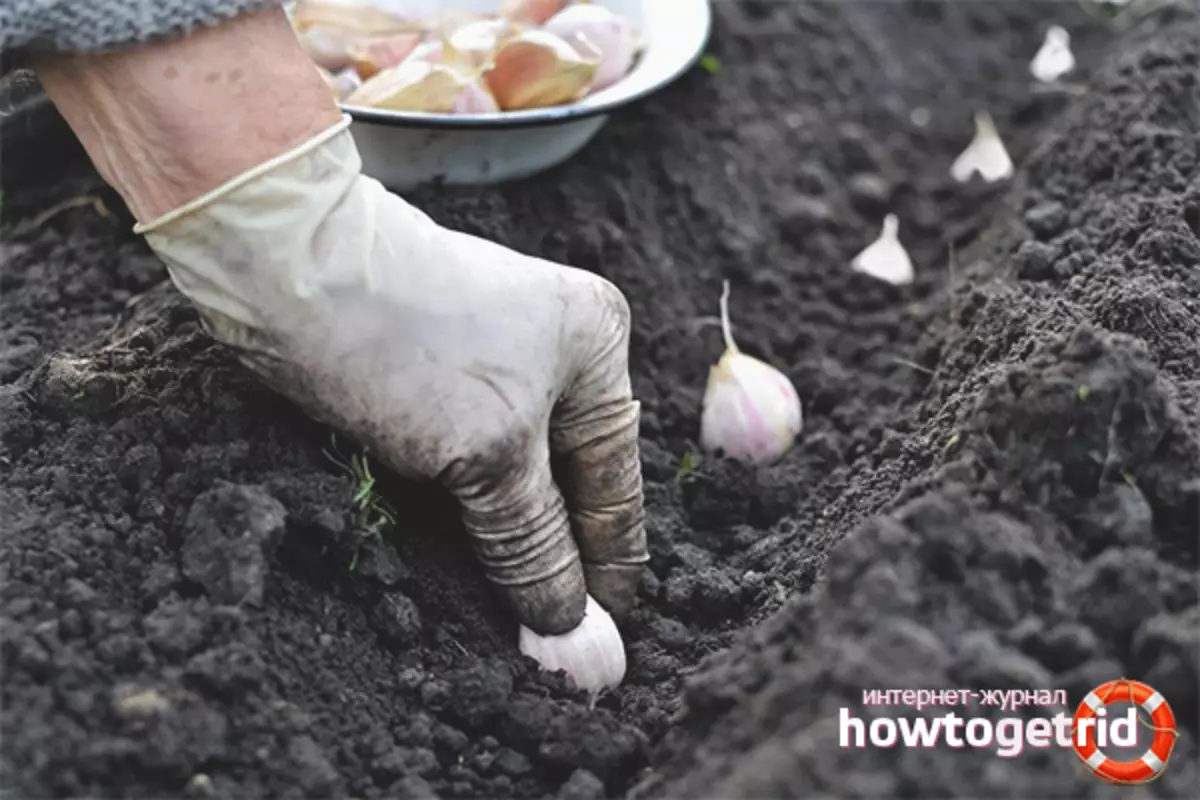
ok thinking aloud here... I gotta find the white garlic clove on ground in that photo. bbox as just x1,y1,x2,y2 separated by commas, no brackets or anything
851,214,914,286
950,110,1014,184
1031,25,1075,83
518,595,626,694
699,282,803,465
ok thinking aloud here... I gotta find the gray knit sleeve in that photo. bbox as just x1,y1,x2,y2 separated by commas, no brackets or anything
0,0,283,54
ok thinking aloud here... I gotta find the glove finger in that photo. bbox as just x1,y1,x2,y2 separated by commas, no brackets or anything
551,290,648,617
445,433,588,636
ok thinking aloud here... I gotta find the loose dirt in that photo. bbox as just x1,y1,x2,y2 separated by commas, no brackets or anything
2,2,1197,798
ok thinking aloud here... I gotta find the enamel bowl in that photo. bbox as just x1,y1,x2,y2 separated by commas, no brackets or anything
339,0,712,189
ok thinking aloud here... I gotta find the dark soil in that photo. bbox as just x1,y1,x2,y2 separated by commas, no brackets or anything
3,1,1199,798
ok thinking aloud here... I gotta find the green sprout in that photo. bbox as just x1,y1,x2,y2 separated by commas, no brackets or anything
1122,469,1137,487
699,54,722,75
1077,384,1092,402
323,436,398,570
676,450,700,484
348,450,396,528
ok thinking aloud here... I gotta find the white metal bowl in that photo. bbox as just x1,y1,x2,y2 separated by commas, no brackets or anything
338,0,712,189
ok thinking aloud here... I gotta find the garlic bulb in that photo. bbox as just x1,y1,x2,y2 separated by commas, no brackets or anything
518,595,626,695
1030,25,1074,83
851,214,914,286
543,4,637,92
699,281,803,465
485,29,599,111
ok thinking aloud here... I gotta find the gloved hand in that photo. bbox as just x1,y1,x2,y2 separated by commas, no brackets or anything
133,115,648,634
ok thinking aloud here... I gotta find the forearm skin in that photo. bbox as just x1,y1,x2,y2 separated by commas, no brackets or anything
31,6,342,222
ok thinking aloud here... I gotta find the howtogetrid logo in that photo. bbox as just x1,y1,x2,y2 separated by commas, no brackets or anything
1073,678,1179,785
842,677,1180,787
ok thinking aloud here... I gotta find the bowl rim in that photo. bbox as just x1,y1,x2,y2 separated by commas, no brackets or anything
338,0,713,130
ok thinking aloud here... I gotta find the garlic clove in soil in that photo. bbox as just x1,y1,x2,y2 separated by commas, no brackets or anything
699,281,803,465
485,29,600,110
1030,25,1075,83
518,595,626,695
950,110,1014,184
851,214,914,286
543,3,638,92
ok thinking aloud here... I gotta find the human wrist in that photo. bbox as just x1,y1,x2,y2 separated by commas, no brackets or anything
33,6,343,222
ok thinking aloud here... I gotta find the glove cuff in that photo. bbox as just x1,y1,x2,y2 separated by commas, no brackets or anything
133,113,354,236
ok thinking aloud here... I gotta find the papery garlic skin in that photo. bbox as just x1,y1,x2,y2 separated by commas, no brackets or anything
445,18,515,69
346,60,484,113
320,65,365,99
518,595,626,694
347,31,424,79
543,4,637,92
699,282,803,465
291,0,422,71
851,214,914,286
486,29,599,110
950,111,1014,183
455,79,501,114
1031,25,1074,83
499,0,567,26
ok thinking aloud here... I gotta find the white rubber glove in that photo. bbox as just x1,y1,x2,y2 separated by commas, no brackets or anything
134,115,647,634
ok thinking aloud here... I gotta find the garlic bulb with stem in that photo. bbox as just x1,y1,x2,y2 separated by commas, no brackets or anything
950,110,1014,184
1030,25,1074,83
518,594,626,698
851,214,914,286
699,281,803,465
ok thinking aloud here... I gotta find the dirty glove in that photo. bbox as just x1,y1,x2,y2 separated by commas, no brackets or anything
133,115,648,635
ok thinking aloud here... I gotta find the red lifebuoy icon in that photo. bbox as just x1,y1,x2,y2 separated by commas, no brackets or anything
1073,678,1178,784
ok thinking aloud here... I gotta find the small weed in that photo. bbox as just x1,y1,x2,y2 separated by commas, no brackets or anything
1122,469,1137,487
323,435,398,570
676,450,700,484
1077,384,1092,402
944,430,961,451
699,54,722,75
